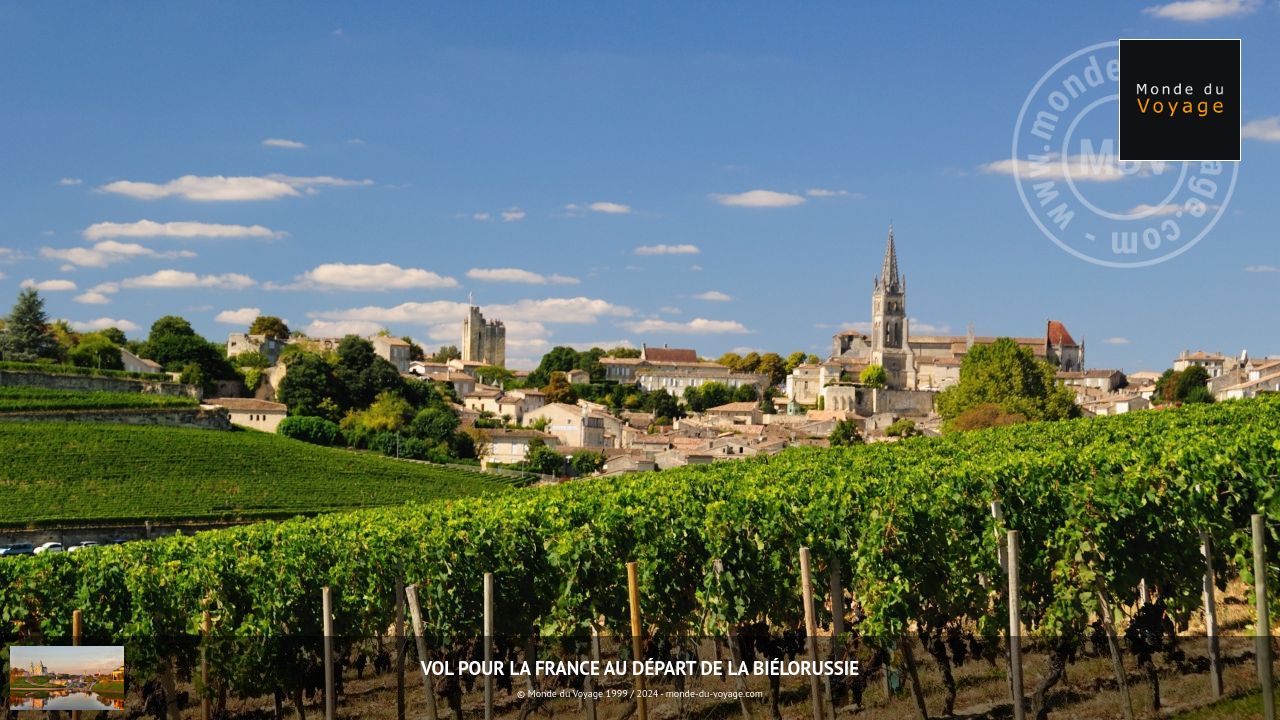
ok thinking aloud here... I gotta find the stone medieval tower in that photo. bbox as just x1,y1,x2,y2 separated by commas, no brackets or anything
461,303,506,367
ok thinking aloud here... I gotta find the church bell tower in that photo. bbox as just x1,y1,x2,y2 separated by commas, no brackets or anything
869,225,913,389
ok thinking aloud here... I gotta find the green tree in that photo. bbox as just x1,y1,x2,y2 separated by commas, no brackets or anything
354,391,415,432
142,315,236,388
1175,365,1213,403
885,418,920,437
570,450,606,476
99,327,128,346
278,352,344,420
732,384,758,402
935,338,1079,431
0,288,60,362
248,315,290,339
428,345,461,363
335,335,404,408
230,351,270,369
475,365,515,386
401,336,425,362
67,332,124,370
860,364,887,389
828,418,864,446
785,351,808,374
757,352,787,386
528,346,579,387
410,406,460,443
525,441,565,476
684,382,732,412
645,389,685,422
543,371,578,404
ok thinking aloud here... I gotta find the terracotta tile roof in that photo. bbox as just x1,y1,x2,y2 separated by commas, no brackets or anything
641,346,699,363
1047,320,1077,347
706,402,760,413
208,397,287,412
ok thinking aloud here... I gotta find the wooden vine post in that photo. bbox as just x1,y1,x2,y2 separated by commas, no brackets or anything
798,547,825,720
713,559,755,720
1093,581,1136,720
323,586,335,720
826,557,842,718
484,572,495,720
1254,514,1275,720
404,584,439,720
1006,530,1025,720
395,580,407,720
201,609,212,720
627,561,649,720
73,609,82,720
1201,531,1222,699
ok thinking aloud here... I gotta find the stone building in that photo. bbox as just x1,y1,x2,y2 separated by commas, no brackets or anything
461,303,506,367
794,225,1087,399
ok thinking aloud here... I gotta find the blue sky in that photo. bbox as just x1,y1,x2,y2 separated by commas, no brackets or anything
0,1,1276,371
10,645,123,675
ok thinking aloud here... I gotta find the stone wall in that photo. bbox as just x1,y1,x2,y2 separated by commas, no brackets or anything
0,369,200,398
870,388,936,416
0,405,231,430
0,518,265,548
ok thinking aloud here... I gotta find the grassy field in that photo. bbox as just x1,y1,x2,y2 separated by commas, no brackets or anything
10,676,63,689
0,422,513,527
0,386,198,412
90,679,125,694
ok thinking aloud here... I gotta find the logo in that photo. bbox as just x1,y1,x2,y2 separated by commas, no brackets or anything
1011,41,1238,268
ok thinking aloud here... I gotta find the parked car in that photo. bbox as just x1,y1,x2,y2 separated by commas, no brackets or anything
34,542,64,554
68,541,100,553
0,542,35,556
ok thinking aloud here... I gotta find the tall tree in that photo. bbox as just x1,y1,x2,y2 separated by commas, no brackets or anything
68,332,124,370
277,352,344,420
935,338,1079,431
0,289,60,362
542,371,578,404
248,315,291,339
335,335,404,409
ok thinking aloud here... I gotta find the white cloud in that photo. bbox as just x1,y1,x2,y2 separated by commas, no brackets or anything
215,307,263,325
1103,337,1132,345
1242,117,1280,142
1126,202,1221,217
84,219,282,241
0,248,24,263
20,278,77,292
1245,265,1279,273
635,244,700,256
122,270,255,290
59,177,82,186
41,241,197,268
501,207,526,222
711,189,806,208
841,318,951,335
806,188,864,199
466,268,579,285
73,291,111,305
589,201,632,215
303,319,385,337
472,212,492,221
658,306,681,315
262,138,307,149
1143,0,1259,21
69,317,140,332
345,138,366,145
980,154,1171,183
694,290,732,302
310,297,632,327
99,174,372,201
0,271,5,280
279,263,459,291
566,339,636,351
621,318,749,335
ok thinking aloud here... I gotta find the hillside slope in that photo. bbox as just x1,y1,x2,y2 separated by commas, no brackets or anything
0,422,511,527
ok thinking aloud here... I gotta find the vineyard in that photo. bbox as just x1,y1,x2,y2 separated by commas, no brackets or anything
0,386,198,412
0,360,168,381
2,397,1280,719
0,423,512,527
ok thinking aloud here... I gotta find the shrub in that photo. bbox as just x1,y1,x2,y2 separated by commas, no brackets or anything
885,418,920,437
278,416,345,447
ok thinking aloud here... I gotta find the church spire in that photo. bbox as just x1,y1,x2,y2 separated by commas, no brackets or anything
878,224,901,292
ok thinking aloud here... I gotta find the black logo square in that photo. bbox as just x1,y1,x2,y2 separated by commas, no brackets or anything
1119,39,1240,161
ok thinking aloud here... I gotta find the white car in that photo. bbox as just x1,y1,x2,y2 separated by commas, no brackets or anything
68,541,100,553
34,542,64,555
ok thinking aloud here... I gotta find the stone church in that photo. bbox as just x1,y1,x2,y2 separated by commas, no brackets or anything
793,226,1085,401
